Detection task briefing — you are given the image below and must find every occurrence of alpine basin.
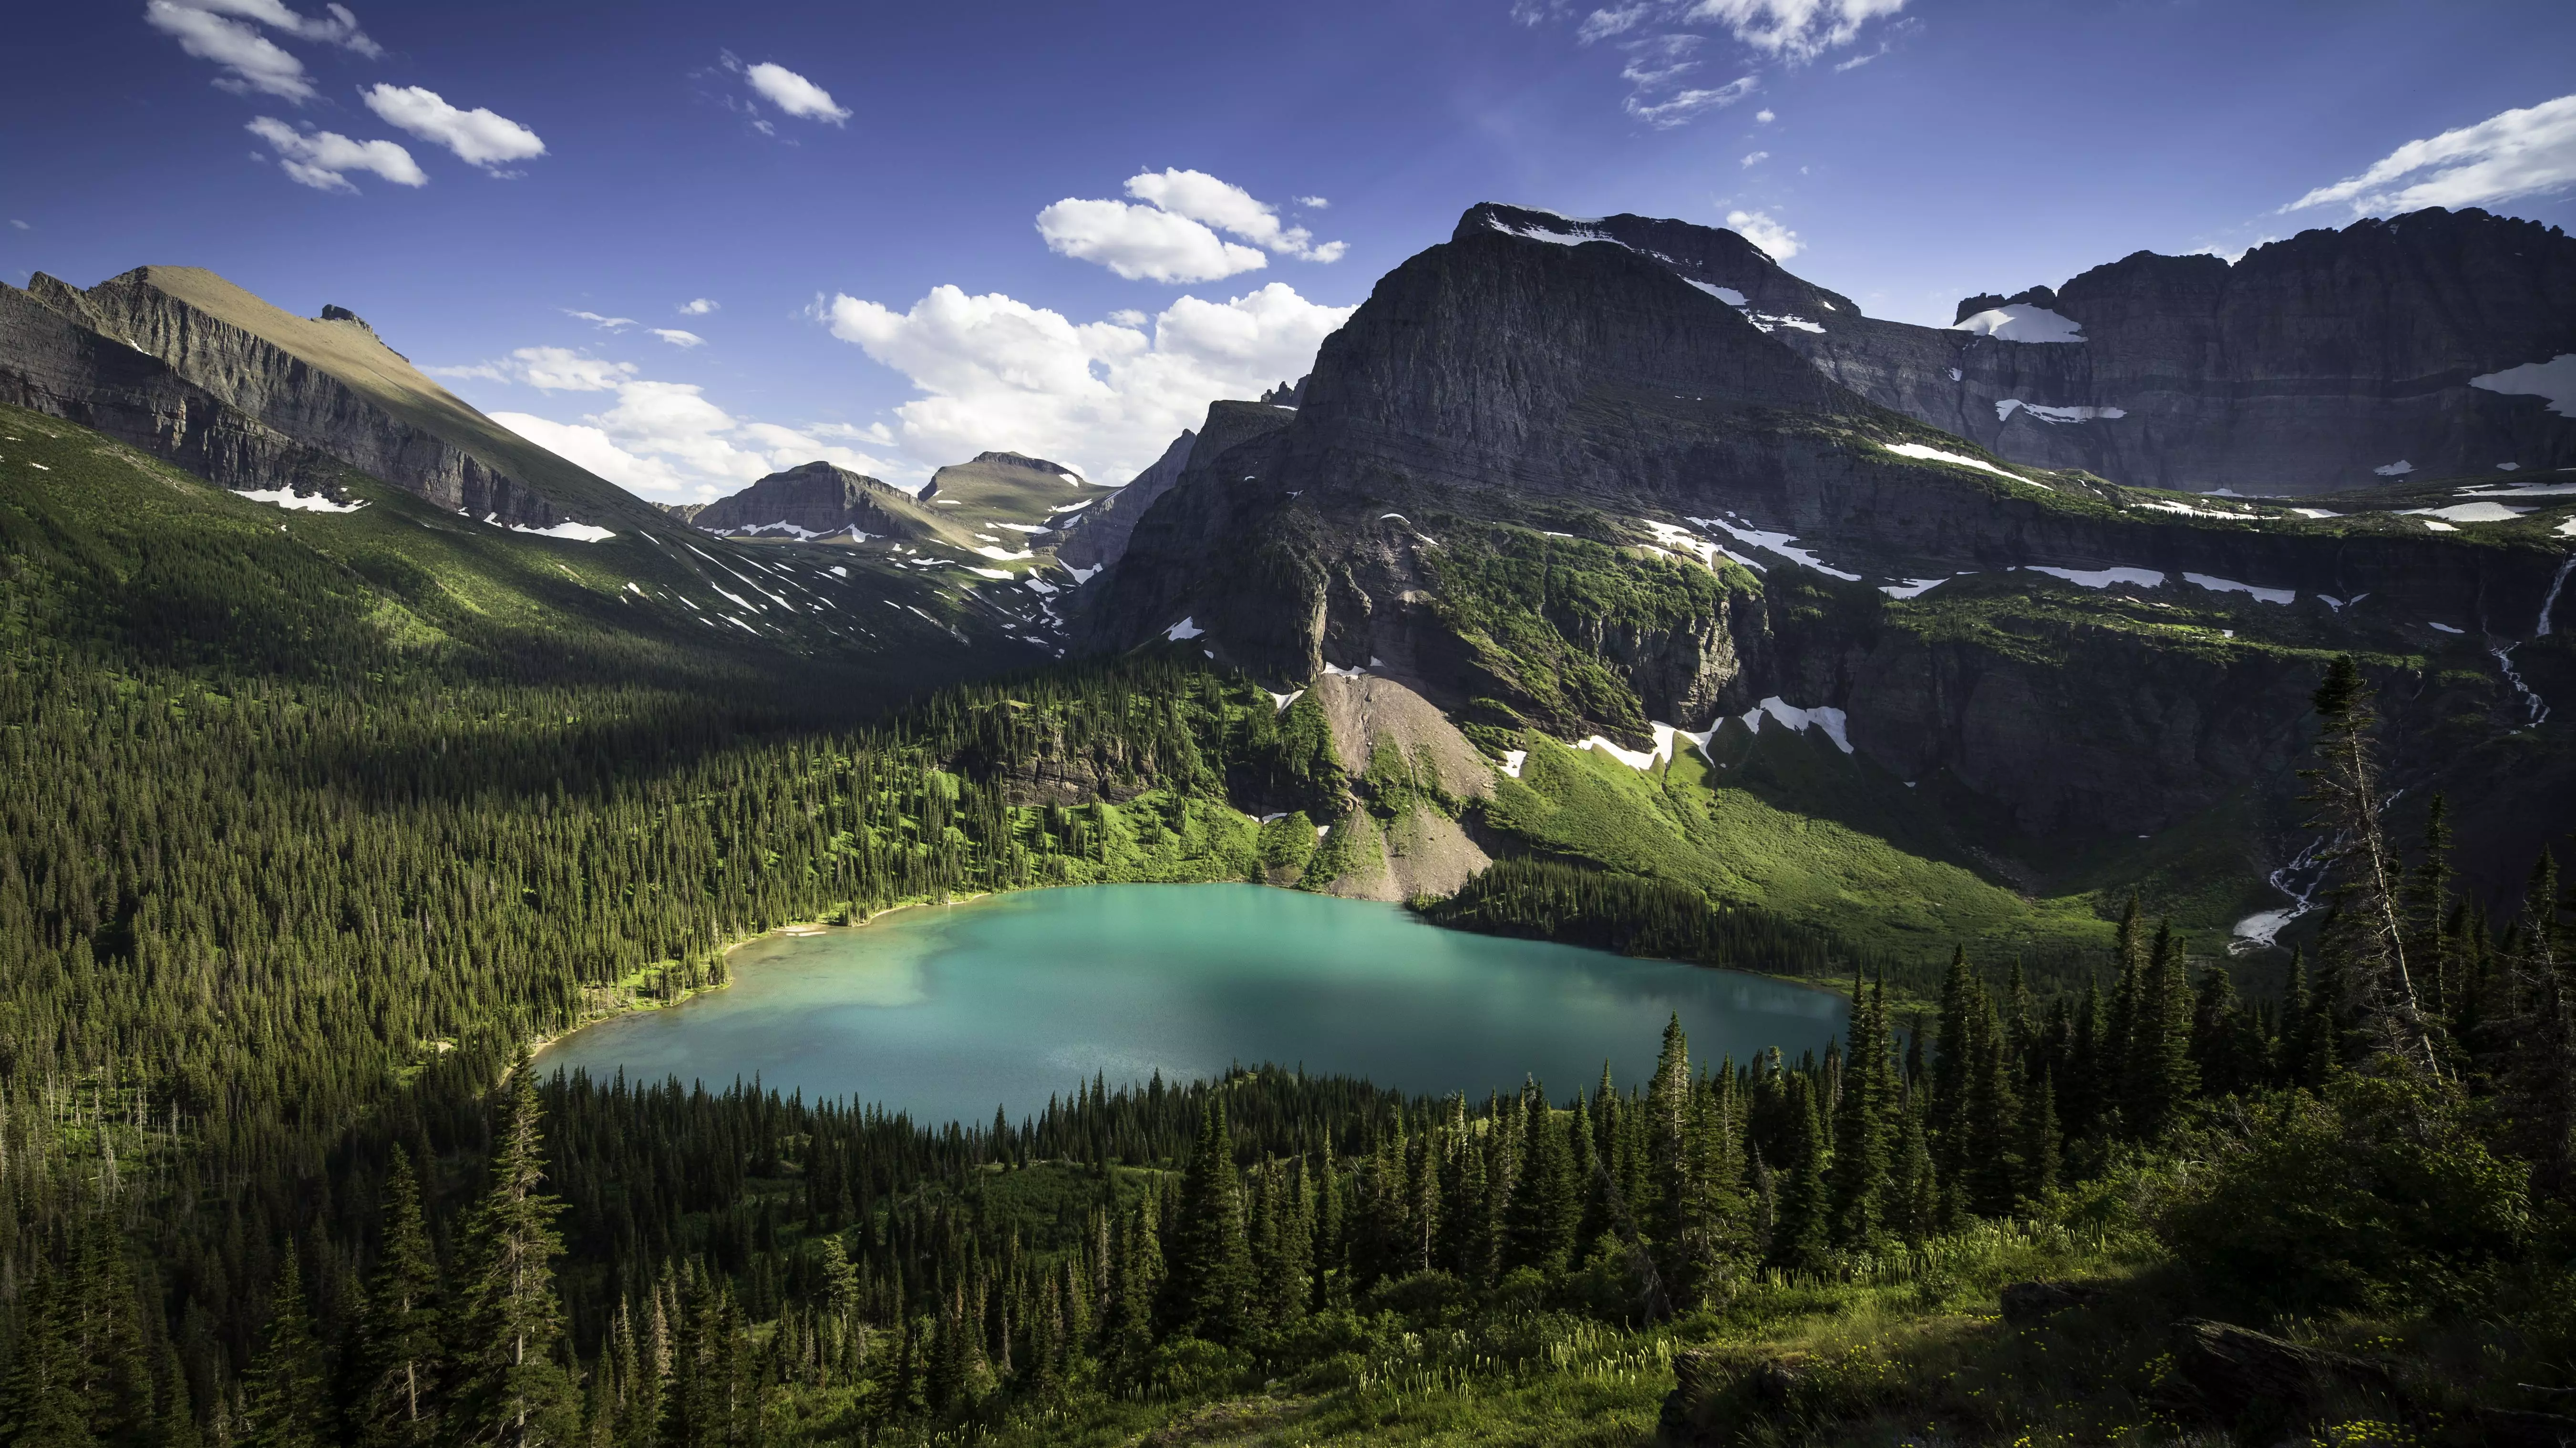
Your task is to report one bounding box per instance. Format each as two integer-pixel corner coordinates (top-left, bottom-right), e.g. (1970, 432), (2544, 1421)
(538, 884), (1848, 1122)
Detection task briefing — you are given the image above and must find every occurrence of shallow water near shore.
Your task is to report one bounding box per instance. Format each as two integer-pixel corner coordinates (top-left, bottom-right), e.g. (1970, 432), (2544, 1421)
(539, 883), (1848, 1123)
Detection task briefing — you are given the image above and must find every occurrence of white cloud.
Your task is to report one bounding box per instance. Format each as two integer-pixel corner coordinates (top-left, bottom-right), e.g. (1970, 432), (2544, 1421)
(1036, 198), (1267, 283)
(433, 346), (634, 392)
(678, 298), (719, 315)
(818, 281), (1355, 482)
(2284, 93), (2576, 216)
(1628, 75), (1757, 127)
(1537, 0), (1896, 125)
(1726, 207), (1803, 258)
(1123, 169), (1345, 261)
(1755, 107), (1775, 123)
(464, 351), (900, 502)
(1741, 150), (1768, 166)
(1578, 3), (1653, 42)
(1294, 195), (1330, 209)
(8, 220), (27, 231)
(564, 309), (636, 331)
(1683, 0), (1907, 64)
(144, 0), (377, 102)
(649, 329), (705, 348)
(246, 116), (424, 192)
(361, 85), (546, 171)
(1038, 170), (1346, 282)
(721, 53), (851, 125)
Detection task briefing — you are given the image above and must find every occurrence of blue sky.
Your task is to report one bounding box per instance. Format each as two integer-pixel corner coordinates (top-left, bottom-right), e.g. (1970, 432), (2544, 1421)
(6, 0), (2572, 501)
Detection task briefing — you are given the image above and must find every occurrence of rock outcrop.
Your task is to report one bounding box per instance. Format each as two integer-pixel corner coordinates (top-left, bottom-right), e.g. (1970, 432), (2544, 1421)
(678, 460), (944, 541)
(0, 281), (350, 497)
(16, 266), (645, 528)
(1459, 203), (2576, 493)
(1054, 401), (1305, 572)
(1070, 201), (2576, 865)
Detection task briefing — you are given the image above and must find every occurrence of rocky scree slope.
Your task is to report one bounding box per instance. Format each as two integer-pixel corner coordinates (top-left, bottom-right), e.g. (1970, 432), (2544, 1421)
(1464, 203), (2576, 493)
(17, 266), (649, 530)
(1073, 205), (2576, 900)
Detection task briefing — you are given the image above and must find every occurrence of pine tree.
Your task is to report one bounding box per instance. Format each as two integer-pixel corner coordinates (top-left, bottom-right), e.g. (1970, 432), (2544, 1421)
(1825, 975), (1892, 1250)
(2302, 655), (2442, 1073)
(2017, 1074), (2060, 1209)
(2501, 850), (2576, 1197)
(1929, 948), (1976, 1214)
(2127, 922), (2198, 1138)
(1158, 1098), (1252, 1343)
(358, 1151), (444, 1448)
(242, 1247), (333, 1448)
(1503, 1081), (1579, 1275)
(1765, 1077), (1829, 1274)
(1963, 996), (2021, 1219)
(2405, 794), (2457, 1023)
(448, 1056), (575, 1448)
(0, 1269), (95, 1448)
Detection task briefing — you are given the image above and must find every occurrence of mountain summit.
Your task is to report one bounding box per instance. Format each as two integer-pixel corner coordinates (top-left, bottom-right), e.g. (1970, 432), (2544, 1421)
(1455, 202), (2576, 492)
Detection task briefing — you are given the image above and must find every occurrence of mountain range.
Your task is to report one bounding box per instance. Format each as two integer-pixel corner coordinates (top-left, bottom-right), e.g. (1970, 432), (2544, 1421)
(4, 204), (2572, 958)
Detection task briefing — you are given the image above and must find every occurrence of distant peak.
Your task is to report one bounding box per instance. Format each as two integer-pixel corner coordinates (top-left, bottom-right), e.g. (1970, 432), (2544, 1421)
(967, 450), (1077, 475)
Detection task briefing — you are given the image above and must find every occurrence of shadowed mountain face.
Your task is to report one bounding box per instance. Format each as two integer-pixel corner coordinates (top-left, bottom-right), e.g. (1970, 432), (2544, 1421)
(1072, 205), (2576, 883)
(13, 266), (655, 529)
(1460, 203), (2576, 494)
(670, 461), (951, 543)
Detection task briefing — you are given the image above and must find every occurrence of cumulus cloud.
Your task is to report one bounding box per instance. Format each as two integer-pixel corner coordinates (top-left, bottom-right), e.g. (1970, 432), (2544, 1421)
(1294, 195), (1330, 209)
(1038, 170), (1346, 282)
(449, 348), (898, 501)
(1726, 207), (1802, 258)
(1755, 107), (1775, 123)
(1125, 169), (1345, 261)
(817, 281), (1355, 481)
(361, 84), (545, 171)
(1036, 199), (1267, 284)
(678, 298), (719, 315)
(246, 116), (423, 192)
(1741, 150), (1768, 166)
(721, 52), (851, 125)
(649, 329), (705, 348)
(144, 0), (377, 103)
(2285, 94), (2576, 216)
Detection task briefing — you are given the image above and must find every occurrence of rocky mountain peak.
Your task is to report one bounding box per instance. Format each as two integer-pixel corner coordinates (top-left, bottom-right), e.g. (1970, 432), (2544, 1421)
(1952, 286), (2062, 324)
(964, 450), (1076, 475)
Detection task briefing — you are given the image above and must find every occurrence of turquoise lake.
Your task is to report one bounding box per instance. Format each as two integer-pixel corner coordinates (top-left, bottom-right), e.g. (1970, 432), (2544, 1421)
(538, 883), (1849, 1123)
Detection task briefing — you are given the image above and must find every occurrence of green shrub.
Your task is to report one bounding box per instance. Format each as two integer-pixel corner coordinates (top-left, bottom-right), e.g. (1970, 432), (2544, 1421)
(2159, 1072), (2531, 1313)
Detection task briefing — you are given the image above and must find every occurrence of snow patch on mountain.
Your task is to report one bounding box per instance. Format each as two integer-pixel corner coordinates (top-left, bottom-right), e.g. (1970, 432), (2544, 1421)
(1950, 304), (2084, 343)
(2471, 353), (2576, 416)
(1997, 399), (2126, 423)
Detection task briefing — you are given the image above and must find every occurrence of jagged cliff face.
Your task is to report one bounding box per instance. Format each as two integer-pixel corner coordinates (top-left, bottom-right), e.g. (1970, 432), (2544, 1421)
(1053, 429), (1195, 572)
(1463, 204), (2576, 494)
(17, 266), (647, 529)
(1052, 401), (1309, 572)
(1075, 205), (2576, 858)
(679, 461), (945, 541)
(0, 282), (353, 497)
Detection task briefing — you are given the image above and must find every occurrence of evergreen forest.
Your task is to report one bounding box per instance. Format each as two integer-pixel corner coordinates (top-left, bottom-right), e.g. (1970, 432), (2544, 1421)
(3, 411), (2575, 1447)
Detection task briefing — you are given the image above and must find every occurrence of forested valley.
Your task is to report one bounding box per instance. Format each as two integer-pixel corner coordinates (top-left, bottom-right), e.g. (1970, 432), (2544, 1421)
(4, 415), (2576, 1447)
